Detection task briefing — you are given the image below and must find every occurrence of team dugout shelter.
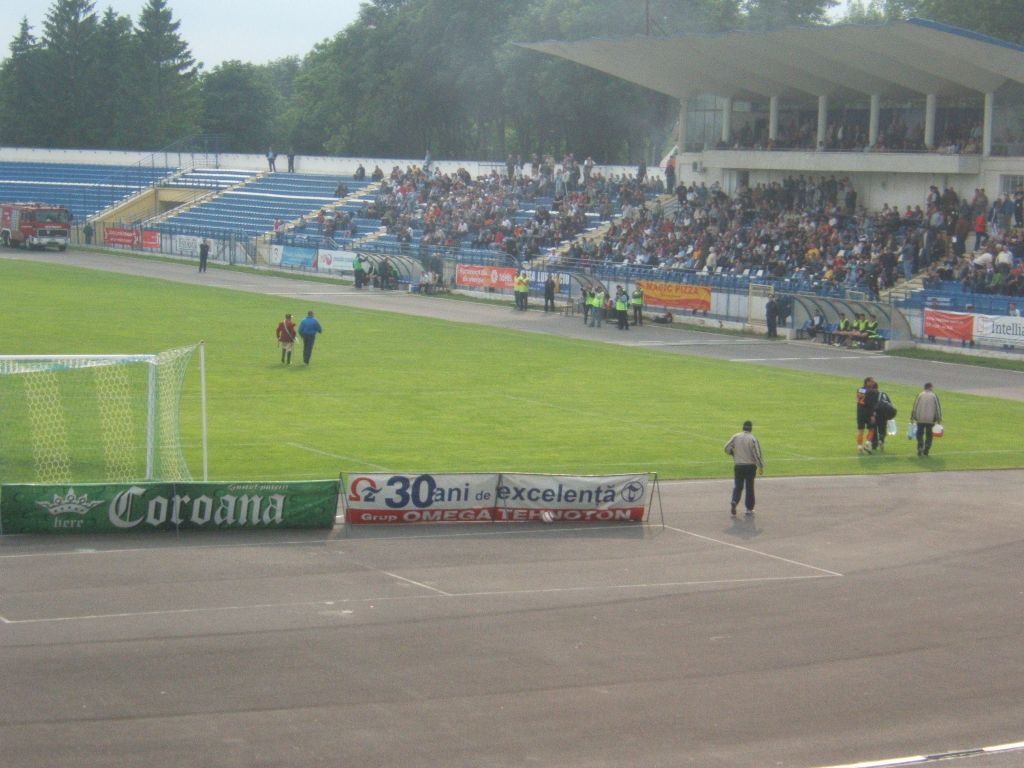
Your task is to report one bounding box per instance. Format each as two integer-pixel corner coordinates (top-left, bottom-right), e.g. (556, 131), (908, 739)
(519, 18), (1024, 210)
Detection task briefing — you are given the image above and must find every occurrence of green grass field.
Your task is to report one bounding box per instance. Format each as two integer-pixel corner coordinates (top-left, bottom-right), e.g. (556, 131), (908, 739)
(2, 257), (1023, 482)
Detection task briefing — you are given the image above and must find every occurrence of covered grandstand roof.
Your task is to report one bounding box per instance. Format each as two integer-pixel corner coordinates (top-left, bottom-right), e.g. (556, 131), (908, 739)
(516, 18), (1024, 102)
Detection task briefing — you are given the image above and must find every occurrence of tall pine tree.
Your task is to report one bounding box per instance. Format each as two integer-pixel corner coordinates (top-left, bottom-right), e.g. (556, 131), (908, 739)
(130, 0), (200, 148)
(39, 0), (101, 147)
(92, 8), (135, 147)
(0, 18), (42, 146)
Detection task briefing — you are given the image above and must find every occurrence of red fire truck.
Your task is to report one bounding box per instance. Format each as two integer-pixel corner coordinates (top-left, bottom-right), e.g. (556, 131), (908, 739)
(1, 202), (71, 250)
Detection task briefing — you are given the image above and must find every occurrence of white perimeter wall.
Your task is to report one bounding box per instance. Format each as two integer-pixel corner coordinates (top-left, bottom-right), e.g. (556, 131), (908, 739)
(0, 146), (658, 186)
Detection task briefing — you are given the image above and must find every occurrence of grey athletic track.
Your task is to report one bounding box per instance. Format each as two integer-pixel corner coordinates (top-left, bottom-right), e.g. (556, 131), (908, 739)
(2, 249), (1023, 768)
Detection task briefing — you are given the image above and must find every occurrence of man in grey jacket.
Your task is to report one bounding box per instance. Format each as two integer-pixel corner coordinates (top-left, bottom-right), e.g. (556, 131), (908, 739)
(911, 382), (942, 456)
(725, 420), (765, 516)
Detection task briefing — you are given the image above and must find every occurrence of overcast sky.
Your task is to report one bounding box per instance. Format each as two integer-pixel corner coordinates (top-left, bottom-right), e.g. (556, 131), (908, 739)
(3, 0), (860, 68)
(2, 0), (365, 68)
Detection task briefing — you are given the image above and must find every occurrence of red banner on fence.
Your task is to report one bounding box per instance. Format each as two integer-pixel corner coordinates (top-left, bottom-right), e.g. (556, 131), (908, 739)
(456, 264), (516, 290)
(924, 309), (974, 342)
(104, 227), (140, 247)
(103, 228), (159, 250)
(638, 280), (712, 311)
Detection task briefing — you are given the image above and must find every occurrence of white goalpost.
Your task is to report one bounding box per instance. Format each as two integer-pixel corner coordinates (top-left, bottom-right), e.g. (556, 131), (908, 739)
(0, 343), (207, 484)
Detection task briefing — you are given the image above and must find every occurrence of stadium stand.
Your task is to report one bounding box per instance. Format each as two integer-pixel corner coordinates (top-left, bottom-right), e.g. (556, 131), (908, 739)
(544, 175), (1024, 304)
(0, 161), (172, 221)
(339, 160), (661, 265)
(168, 168), (257, 190)
(153, 172), (376, 240)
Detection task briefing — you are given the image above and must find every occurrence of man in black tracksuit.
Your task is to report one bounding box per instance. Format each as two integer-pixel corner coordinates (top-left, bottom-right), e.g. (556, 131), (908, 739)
(725, 420), (765, 516)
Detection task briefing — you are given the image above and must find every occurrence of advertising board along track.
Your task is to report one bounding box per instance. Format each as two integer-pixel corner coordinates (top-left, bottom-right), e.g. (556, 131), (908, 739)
(343, 471), (662, 525)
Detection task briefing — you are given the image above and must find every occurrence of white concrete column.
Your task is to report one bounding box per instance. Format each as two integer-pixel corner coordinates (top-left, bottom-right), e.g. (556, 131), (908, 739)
(816, 94), (828, 150)
(924, 93), (937, 148)
(983, 91), (994, 157)
(677, 97), (688, 154)
(721, 96), (733, 145)
(768, 95), (779, 142)
(868, 94), (880, 147)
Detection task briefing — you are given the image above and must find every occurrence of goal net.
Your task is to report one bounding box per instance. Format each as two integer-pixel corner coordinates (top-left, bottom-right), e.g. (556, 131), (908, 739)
(0, 344), (205, 484)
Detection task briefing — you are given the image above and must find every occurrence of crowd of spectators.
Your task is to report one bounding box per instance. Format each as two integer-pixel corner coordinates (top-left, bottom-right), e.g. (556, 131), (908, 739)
(358, 157), (663, 261)
(921, 185), (1024, 296)
(718, 114), (983, 155)
(555, 174), (1024, 300)
(286, 150), (1023, 302)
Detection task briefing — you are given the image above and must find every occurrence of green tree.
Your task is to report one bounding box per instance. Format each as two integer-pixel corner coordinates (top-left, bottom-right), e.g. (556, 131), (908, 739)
(0, 18), (43, 146)
(261, 57), (302, 153)
(39, 0), (101, 147)
(199, 61), (276, 152)
(840, 0), (918, 23)
(916, 0), (1024, 44)
(130, 0), (200, 148)
(92, 8), (135, 147)
(741, 0), (839, 29)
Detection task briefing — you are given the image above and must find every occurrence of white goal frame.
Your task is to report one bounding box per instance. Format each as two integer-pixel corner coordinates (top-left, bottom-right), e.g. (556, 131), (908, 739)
(0, 343), (207, 482)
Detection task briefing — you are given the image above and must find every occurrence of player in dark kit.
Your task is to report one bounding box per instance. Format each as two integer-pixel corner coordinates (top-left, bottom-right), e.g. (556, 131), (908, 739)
(856, 376), (879, 453)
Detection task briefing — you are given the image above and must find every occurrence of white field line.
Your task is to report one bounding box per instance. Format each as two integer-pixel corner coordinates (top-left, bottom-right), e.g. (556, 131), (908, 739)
(378, 570), (452, 596)
(0, 573), (833, 625)
(814, 739), (1024, 767)
(663, 524), (844, 577)
(286, 442), (391, 471)
(814, 757), (926, 768)
(728, 355), (866, 362)
(449, 574), (834, 598)
(0, 524), (647, 559)
(985, 741), (1024, 752)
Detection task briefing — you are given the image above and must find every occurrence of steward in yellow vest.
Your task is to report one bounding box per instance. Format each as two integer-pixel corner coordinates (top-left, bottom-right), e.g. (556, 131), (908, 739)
(614, 288), (629, 330)
(589, 288), (605, 327)
(631, 287), (644, 326)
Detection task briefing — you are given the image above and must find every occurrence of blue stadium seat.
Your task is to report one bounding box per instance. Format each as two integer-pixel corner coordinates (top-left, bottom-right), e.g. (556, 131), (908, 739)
(0, 161), (173, 220)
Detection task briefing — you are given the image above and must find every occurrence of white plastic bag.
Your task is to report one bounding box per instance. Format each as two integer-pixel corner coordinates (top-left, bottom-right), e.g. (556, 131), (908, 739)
(907, 422), (917, 440)
(933, 424), (945, 438)
(887, 419), (898, 436)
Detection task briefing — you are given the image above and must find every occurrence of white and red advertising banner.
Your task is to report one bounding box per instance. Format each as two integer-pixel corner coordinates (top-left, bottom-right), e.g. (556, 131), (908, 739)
(104, 228), (160, 250)
(455, 264), (516, 290)
(103, 227), (140, 247)
(924, 308), (1024, 345)
(973, 312), (1024, 345)
(317, 249), (358, 273)
(103, 227), (136, 247)
(923, 309), (974, 342)
(344, 472), (649, 524)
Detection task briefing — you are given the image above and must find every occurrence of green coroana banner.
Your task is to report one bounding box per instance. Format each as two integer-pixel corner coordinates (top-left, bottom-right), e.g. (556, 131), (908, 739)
(0, 481), (339, 534)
